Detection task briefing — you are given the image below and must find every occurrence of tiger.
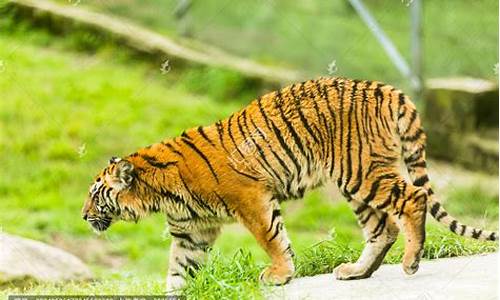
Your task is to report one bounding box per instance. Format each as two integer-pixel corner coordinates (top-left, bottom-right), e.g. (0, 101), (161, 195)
(81, 77), (498, 293)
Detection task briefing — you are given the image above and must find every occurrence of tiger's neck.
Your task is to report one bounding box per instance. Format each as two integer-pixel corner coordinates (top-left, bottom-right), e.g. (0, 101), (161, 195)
(124, 142), (182, 215)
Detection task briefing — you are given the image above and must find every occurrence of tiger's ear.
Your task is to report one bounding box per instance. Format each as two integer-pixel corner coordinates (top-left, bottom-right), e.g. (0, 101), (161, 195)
(110, 159), (135, 188)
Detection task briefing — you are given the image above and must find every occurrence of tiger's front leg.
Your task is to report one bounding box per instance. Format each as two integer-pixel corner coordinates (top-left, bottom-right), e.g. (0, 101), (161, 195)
(166, 226), (221, 294)
(236, 197), (295, 285)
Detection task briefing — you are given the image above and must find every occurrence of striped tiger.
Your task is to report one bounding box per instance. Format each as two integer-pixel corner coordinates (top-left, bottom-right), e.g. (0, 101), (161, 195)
(82, 77), (498, 292)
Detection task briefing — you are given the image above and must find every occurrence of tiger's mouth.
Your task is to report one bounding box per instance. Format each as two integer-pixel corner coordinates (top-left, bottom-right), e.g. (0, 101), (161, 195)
(87, 216), (112, 232)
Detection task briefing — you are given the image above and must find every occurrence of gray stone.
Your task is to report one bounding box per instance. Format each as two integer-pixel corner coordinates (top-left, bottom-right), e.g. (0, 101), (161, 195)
(271, 253), (498, 300)
(424, 77), (499, 174)
(0, 233), (92, 284)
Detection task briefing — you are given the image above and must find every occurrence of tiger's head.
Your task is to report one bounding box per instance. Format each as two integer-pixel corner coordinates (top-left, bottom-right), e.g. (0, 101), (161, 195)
(82, 156), (138, 232)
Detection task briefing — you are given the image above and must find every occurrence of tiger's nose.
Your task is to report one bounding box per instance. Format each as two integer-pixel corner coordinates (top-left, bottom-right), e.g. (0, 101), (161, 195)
(83, 213), (89, 221)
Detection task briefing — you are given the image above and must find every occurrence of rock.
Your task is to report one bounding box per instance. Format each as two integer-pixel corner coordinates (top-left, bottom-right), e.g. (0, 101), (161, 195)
(271, 253), (498, 300)
(424, 77), (499, 174)
(0, 232), (92, 284)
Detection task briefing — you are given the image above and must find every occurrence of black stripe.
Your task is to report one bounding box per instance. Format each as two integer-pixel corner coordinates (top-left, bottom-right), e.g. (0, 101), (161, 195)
(215, 121), (224, 144)
(284, 244), (295, 257)
(213, 191), (232, 216)
(185, 257), (201, 270)
(269, 113), (303, 177)
(256, 97), (272, 128)
(227, 114), (245, 158)
(398, 188), (421, 218)
(350, 83), (364, 195)
(403, 109), (418, 135)
(181, 137), (220, 184)
(398, 199), (409, 218)
(227, 163), (260, 181)
(401, 128), (424, 142)
(430, 201), (440, 217)
(323, 85), (337, 177)
(163, 142), (185, 158)
(311, 93), (327, 153)
(381, 97), (393, 133)
(413, 175), (429, 187)
(269, 222), (281, 242)
(336, 80), (346, 188)
(472, 229), (482, 239)
(387, 92), (395, 124)
(268, 209), (281, 232)
(354, 203), (369, 215)
(343, 81), (358, 194)
(371, 213), (388, 239)
(398, 93), (406, 106)
(240, 110), (284, 186)
(488, 232), (496, 241)
(178, 173), (218, 216)
(371, 89), (395, 151)
(362, 173), (397, 203)
(236, 112), (249, 143)
(292, 83), (321, 145)
(171, 232), (209, 251)
(449, 220), (458, 233)
(274, 90), (309, 160)
(436, 211), (448, 222)
(141, 154), (177, 168)
(170, 232), (194, 243)
(257, 98), (301, 176)
(408, 161), (427, 169)
(404, 147), (424, 164)
(362, 181), (381, 204)
(170, 272), (184, 278)
(375, 88), (383, 119)
(460, 224), (467, 236)
(215, 120), (233, 156)
(162, 190), (198, 219)
(197, 126), (215, 146)
(376, 193), (392, 209)
(360, 211), (374, 225)
(365, 161), (386, 180)
(250, 118), (291, 176)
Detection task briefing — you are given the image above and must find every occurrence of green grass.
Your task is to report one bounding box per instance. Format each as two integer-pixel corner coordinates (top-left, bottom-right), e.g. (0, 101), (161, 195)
(0, 23), (498, 299)
(51, 0), (499, 93)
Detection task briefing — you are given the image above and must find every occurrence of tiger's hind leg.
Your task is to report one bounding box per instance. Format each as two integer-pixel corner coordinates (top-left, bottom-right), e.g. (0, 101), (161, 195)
(335, 200), (399, 280)
(353, 174), (427, 276)
(395, 185), (427, 275)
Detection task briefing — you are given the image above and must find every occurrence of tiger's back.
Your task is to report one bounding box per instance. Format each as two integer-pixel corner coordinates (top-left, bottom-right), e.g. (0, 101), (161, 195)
(184, 77), (409, 201)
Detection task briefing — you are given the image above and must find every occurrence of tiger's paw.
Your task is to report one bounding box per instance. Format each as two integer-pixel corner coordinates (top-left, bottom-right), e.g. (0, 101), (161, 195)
(259, 265), (293, 286)
(166, 275), (185, 296)
(334, 263), (371, 280)
(402, 249), (423, 275)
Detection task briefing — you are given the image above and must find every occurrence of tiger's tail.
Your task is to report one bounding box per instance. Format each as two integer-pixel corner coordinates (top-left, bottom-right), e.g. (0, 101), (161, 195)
(396, 94), (498, 242)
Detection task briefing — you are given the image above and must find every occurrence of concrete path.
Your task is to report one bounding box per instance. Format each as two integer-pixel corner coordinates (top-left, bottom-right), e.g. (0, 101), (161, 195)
(270, 254), (498, 300)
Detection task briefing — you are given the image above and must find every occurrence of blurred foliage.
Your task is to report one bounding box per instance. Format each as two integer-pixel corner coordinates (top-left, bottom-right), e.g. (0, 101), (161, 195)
(50, 0), (499, 90)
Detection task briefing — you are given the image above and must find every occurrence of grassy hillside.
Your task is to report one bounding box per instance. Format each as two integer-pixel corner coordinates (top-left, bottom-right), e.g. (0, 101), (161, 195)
(0, 26), (498, 299)
(53, 0), (499, 90)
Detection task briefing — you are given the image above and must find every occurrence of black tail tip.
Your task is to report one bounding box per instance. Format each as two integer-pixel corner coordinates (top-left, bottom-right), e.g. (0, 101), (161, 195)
(487, 232), (498, 241)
